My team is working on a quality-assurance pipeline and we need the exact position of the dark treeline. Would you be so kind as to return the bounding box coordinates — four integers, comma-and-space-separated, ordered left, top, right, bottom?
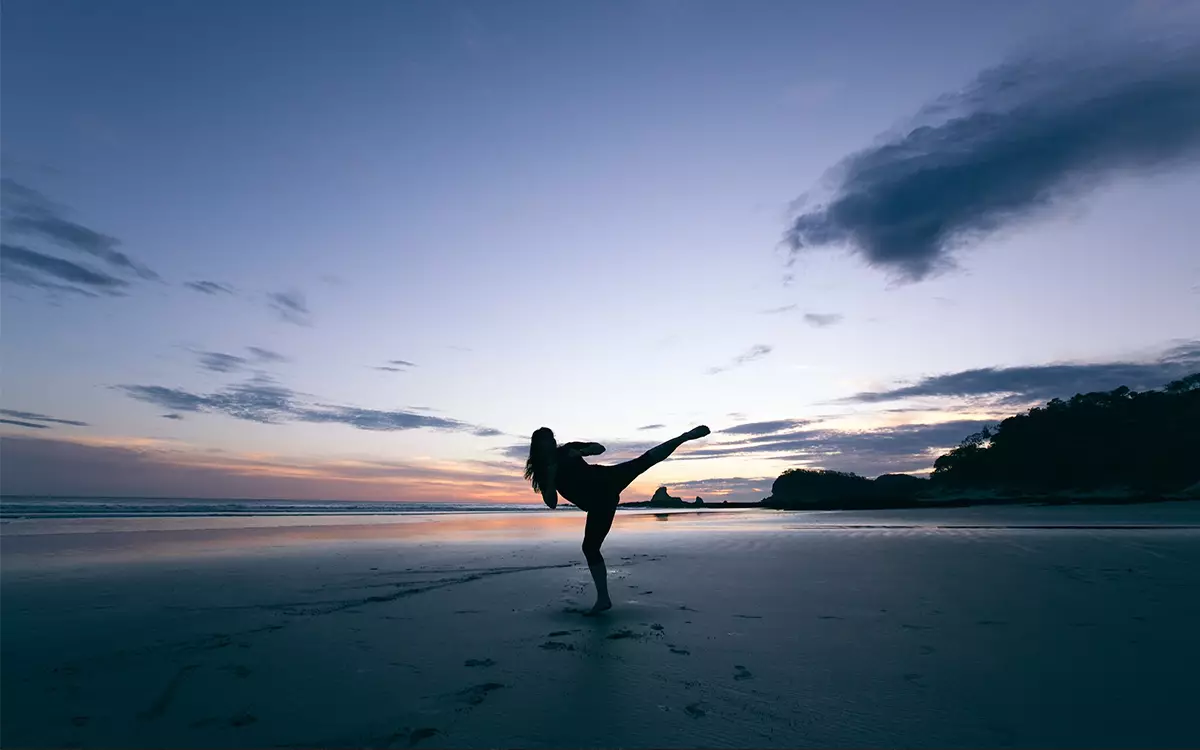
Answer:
763, 375, 1200, 510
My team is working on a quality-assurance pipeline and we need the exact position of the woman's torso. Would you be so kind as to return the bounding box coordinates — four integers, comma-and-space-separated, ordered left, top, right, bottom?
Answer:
555, 446, 613, 511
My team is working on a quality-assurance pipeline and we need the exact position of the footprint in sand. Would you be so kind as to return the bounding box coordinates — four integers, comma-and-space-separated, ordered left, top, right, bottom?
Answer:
669, 646, 690, 656
455, 682, 504, 706
606, 629, 638, 640
539, 641, 575, 651
408, 727, 438, 746
229, 712, 257, 728
464, 658, 495, 667
547, 630, 573, 637
903, 672, 926, 687
733, 614, 762, 620
733, 665, 753, 681
684, 702, 706, 719
650, 624, 664, 631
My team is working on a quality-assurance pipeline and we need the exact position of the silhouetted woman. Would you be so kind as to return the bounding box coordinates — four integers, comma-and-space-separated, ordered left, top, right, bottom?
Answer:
525, 425, 711, 614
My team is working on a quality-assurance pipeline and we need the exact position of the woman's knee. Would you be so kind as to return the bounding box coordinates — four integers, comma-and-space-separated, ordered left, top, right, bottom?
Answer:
582, 541, 603, 565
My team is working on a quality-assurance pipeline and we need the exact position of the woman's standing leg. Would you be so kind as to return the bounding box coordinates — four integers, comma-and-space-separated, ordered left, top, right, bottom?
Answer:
582, 503, 617, 613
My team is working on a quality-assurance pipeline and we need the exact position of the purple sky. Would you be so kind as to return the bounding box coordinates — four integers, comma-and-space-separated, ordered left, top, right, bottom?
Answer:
2, 0, 1198, 502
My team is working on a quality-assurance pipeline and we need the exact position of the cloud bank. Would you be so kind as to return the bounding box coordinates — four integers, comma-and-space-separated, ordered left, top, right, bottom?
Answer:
845, 340, 1200, 405
786, 41, 1200, 280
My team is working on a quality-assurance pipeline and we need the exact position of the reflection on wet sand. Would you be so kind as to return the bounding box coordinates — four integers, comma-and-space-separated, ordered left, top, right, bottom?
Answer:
0, 509, 763, 569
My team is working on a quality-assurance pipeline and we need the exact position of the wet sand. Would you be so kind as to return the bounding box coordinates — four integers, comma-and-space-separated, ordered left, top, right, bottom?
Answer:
3, 504, 1199, 748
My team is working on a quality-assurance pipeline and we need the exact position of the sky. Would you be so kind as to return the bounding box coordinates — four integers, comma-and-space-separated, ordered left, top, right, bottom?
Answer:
2, 0, 1198, 503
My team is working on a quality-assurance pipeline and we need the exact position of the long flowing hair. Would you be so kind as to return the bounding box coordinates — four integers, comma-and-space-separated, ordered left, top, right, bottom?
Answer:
524, 427, 556, 493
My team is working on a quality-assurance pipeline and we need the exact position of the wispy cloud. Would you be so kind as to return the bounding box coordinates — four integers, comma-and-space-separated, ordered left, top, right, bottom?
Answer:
0, 418, 49, 429
0, 408, 89, 428
722, 418, 810, 436
374, 359, 417, 373
117, 375, 493, 435
2, 243, 129, 296
637, 423, 666, 431
803, 313, 843, 328
761, 304, 798, 315
786, 41, 1200, 281
843, 341, 1200, 405
197, 351, 248, 373
184, 280, 234, 295
707, 344, 773, 375
247, 347, 288, 364
267, 290, 311, 326
194, 346, 289, 374
1, 179, 158, 296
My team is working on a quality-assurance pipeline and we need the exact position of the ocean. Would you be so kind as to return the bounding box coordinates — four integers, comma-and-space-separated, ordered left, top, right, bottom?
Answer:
0, 496, 558, 519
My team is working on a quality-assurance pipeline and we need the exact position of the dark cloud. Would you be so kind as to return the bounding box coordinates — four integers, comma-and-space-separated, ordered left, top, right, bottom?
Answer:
761, 304, 798, 314
707, 344, 773, 375
184, 280, 234, 295
118, 375, 491, 434
2, 243, 129, 295
472, 427, 504, 437
786, 42, 1200, 281
388, 359, 417, 367
247, 347, 288, 364
0, 409, 89, 427
722, 418, 810, 436
803, 313, 843, 328
374, 359, 416, 373
161, 413, 184, 420
1, 179, 158, 293
844, 341, 1200, 405
637, 423, 666, 431
268, 290, 311, 325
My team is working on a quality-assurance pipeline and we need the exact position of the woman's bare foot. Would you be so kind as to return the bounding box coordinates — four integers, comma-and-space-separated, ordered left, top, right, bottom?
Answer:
684, 425, 711, 441
586, 597, 613, 615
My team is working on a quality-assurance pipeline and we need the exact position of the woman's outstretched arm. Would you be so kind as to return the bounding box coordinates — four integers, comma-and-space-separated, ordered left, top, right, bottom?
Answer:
562, 441, 606, 456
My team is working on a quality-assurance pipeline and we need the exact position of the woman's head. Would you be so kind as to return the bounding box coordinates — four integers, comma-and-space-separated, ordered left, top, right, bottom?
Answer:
524, 427, 557, 492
